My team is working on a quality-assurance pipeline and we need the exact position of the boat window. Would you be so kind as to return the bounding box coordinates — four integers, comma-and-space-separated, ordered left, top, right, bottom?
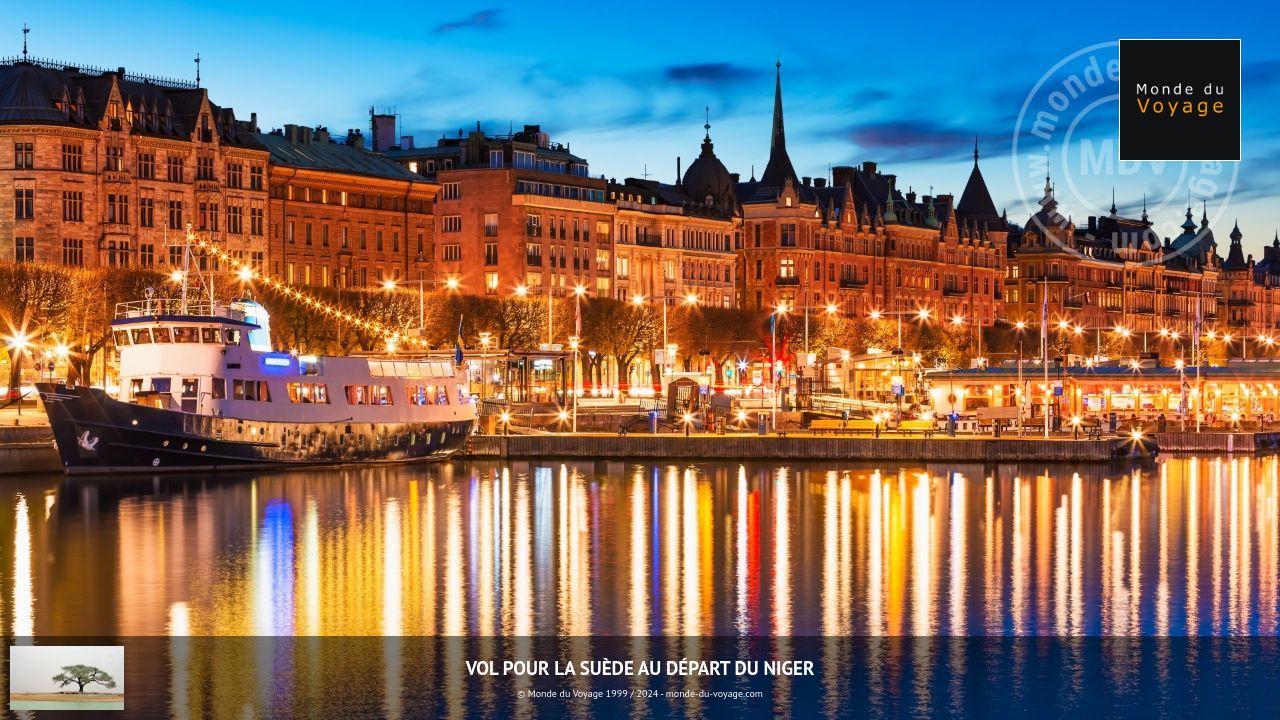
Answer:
113, 330, 131, 347
212, 378, 226, 399
287, 382, 329, 404
232, 379, 271, 402
436, 385, 449, 405
131, 328, 153, 344
457, 386, 470, 405
181, 378, 199, 398
299, 356, 319, 375
407, 385, 430, 406
201, 327, 221, 343
152, 327, 173, 343
152, 377, 172, 393
174, 327, 199, 343
224, 329, 241, 346
345, 384, 393, 405
128, 378, 143, 399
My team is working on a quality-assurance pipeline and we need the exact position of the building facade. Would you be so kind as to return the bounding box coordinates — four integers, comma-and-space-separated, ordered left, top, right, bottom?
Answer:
0, 58, 269, 269
251, 124, 437, 291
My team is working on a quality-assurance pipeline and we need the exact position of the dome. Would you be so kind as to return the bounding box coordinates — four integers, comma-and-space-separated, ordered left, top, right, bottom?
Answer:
682, 127, 735, 210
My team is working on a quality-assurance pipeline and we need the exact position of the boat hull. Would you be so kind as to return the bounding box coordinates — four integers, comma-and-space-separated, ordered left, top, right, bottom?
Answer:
37, 384, 474, 475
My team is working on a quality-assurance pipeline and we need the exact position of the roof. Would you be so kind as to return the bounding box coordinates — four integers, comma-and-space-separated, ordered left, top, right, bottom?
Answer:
249, 127, 424, 182
955, 146, 999, 220
758, 63, 798, 189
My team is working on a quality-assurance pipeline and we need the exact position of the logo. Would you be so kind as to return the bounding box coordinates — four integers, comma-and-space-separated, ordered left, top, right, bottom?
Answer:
1119, 39, 1241, 161
76, 430, 99, 453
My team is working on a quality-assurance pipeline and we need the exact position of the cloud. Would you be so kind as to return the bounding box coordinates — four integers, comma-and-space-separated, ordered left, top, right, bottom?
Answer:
664, 63, 762, 85
848, 120, 987, 162
1245, 60, 1280, 90
435, 9, 503, 33
849, 88, 891, 106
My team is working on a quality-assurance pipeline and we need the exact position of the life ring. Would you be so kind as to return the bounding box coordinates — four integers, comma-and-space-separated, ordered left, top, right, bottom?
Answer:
1205, 412, 1216, 425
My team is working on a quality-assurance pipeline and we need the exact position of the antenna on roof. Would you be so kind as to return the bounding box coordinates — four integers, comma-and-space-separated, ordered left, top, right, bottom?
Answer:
194, 53, 200, 87
22, 23, 29, 61
642, 163, 650, 180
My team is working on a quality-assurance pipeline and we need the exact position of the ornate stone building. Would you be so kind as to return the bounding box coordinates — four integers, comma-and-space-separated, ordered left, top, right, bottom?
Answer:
735, 64, 1008, 328
0, 57, 269, 269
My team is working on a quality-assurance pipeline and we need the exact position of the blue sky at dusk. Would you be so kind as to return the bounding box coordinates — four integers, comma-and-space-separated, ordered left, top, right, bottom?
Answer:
15, 1, 1280, 253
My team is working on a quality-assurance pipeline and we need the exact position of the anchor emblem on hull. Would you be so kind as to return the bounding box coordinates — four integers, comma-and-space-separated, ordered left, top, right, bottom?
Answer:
77, 430, 99, 453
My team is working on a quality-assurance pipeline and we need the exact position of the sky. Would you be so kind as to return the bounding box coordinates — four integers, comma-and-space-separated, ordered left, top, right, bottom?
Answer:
9, 645, 124, 693
14, 1, 1280, 255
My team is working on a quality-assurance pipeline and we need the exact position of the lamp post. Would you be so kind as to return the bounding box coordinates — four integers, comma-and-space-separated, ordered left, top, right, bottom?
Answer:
771, 302, 788, 418
570, 285, 586, 433
478, 331, 492, 405
868, 307, 931, 355
569, 335, 580, 433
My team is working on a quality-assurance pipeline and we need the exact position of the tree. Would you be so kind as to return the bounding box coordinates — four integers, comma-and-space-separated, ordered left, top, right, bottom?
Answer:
581, 297, 658, 391
0, 262, 74, 392
52, 664, 116, 694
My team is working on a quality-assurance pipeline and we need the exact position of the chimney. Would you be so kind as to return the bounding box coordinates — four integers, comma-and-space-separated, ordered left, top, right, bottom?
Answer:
814, 178, 827, 188
863, 161, 878, 175
730, 173, 740, 183
906, 189, 917, 204
832, 166, 854, 188
313, 126, 330, 143
802, 176, 811, 187
1088, 216, 1097, 233
117, 66, 126, 75
371, 112, 396, 152
250, 112, 258, 132
346, 128, 364, 148
400, 135, 414, 150
283, 123, 300, 143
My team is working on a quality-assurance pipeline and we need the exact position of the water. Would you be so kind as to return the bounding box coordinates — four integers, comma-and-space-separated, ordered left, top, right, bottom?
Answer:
3, 457, 1280, 718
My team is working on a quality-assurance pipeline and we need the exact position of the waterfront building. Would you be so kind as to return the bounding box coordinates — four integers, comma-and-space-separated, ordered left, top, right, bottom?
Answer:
250, 124, 437, 290
384, 124, 613, 299
0, 56, 269, 269
734, 64, 1008, 329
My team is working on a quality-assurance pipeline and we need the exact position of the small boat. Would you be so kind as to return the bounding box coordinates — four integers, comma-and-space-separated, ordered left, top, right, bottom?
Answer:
39, 272, 474, 474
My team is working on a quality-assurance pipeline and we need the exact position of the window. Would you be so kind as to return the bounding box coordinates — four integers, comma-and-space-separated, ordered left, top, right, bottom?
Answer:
168, 199, 183, 229
139, 196, 155, 228
227, 163, 242, 188
250, 165, 264, 190
755, 259, 763, 280
14, 188, 33, 220
304, 223, 312, 246
781, 223, 797, 247
227, 205, 243, 234
345, 384, 393, 405
484, 242, 498, 265
485, 272, 498, 294
779, 258, 796, 278
62, 191, 84, 222
61, 143, 83, 171
139, 244, 155, 267
166, 155, 183, 182
14, 142, 33, 169
484, 213, 499, 237
615, 255, 629, 279
442, 182, 461, 200
443, 216, 462, 233
250, 206, 264, 236
527, 242, 542, 266
14, 237, 34, 262
489, 150, 503, 168
596, 249, 610, 270
105, 144, 124, 171
196, 154, 214, 180
287, 382, 329, 404
137, 153, 155, 179
62, 238, 83, 265
173, 327, 199, 343
212, 378, 226, 400
443, 244, 461, 261
107, 193, 129, 225
232, 379, 272, 402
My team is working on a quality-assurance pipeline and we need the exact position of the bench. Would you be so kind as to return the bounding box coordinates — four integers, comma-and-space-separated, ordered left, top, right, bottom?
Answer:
897, 420, 936, 437
807, 418, 880, 435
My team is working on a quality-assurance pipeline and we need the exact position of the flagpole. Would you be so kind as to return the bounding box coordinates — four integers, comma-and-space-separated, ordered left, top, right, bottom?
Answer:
1043, 275, 1049, 439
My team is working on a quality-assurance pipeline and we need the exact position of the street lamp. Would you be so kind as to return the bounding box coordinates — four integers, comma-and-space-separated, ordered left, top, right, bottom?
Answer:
569, 334, 580, 433
771, 302, 789, 419
237, 266, 254, 282
478, 331, 492, 405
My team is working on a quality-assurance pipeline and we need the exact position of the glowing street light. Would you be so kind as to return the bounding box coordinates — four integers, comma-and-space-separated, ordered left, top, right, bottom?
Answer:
169, 270, 185, 283
1014, 320, 1027, 331
951, 314, 966, 327
445, 277, 460, 291
514, 285, 529, 298
382, 279, 397, 291
237, 266, 255, 282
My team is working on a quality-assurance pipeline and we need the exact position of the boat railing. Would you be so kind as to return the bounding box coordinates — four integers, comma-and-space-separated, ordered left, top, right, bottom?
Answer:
115, 299, 245, 321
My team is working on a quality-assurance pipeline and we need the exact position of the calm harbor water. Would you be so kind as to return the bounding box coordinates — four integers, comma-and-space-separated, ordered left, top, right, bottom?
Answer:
2, 456, 1279, 718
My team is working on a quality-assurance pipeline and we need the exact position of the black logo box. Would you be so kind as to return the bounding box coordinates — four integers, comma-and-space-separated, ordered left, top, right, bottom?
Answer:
1119, 39, 1240, 161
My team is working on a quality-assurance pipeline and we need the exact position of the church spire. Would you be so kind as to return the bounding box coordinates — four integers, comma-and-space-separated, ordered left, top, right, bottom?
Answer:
957, 136, 999, 222
1109, 188, 1117, 217
759, 60, 799, 188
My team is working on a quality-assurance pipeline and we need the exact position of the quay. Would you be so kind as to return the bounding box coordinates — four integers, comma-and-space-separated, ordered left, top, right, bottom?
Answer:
466, 433, 1143, 463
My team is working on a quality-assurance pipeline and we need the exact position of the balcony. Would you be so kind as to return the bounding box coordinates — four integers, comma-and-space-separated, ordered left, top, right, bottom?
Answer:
776, 276, 800, 286
1228, 298, 1254, 307
196, 180, 220, 193
526, 225, 542, 237
942, 287, 966, 297
526, 256, 542, 267
1164, 308, 1181, 317
1135, 307, 1155, 315
838, 277, 866, 289
103, 170, 130, 184
636, 236, 662, 248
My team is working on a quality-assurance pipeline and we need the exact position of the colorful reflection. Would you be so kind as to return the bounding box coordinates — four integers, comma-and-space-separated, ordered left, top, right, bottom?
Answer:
1, 457, 1278, 640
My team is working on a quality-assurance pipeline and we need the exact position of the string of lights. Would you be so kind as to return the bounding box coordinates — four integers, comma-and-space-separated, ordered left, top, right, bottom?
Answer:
191, 239, 430, 351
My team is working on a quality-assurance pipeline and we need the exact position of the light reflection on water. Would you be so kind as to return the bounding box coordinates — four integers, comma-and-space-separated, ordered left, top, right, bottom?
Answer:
0, 456, 1276, 640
